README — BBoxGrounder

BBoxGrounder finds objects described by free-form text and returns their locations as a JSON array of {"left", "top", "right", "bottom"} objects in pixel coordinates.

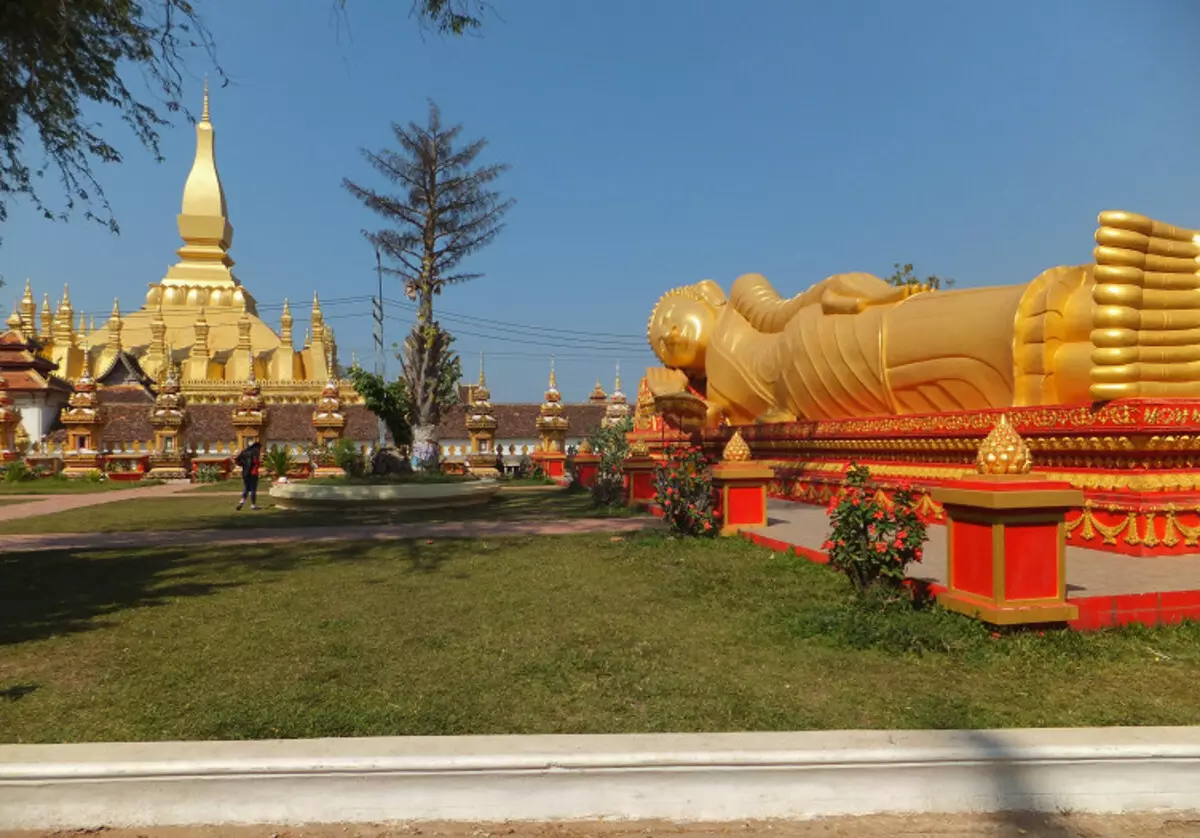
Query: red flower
[
  {"left": 874, "top": 542, "right": 887, "bottom": 554},
  {"left": 821, "top": 539, "right": 834, "bottom": 551},
  {"left": 872, "top": 509, "right": 884, "bottom": 520}
]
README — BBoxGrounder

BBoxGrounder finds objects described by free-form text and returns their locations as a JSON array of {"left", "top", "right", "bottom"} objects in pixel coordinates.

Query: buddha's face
[{"left": 649, "top": 295, "right": 716, "bottom": 374}]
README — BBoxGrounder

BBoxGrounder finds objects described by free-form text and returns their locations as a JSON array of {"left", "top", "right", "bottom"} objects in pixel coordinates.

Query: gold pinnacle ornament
[
  {"left": 722, "top": 429, "right": 752, "bottom": 463},
  {"left": 975, "top": 413, "right": 1032, "bottom": 475}
]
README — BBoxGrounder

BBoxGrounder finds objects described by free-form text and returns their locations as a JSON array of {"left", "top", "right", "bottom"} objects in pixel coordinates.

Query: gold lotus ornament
[
  {"left": 976, "top": 414, "right": 1033, "bottom": 475},
  {"left": 722, "top": 430, "right": 752, "bottom": 463}
]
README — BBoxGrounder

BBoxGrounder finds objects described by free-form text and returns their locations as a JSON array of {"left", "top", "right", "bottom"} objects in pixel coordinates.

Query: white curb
[{"left": 2, "top": 728, "right": 1199, "bottom": 829}]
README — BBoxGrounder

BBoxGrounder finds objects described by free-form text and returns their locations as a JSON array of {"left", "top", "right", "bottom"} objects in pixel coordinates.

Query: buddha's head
[{"left": 648, "top": 280, "right": 726, "bottom": 374}]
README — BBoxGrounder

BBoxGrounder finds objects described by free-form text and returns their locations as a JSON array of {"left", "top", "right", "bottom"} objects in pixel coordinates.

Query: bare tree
[{"left": 344, "top": 101, "right": 514, "bottom": 468}]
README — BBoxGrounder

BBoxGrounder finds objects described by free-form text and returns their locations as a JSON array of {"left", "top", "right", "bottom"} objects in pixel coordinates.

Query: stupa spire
[
  {"left": 478, "top": 351, "right": 486, "bottom": 386},
  {"left": 280, "top": 298, "right": 293, "bottom": 347},
  {"left": 39, "top": 294, "right": 52, "bottom": 342},
  {"left": 19, "top": 280, "right": 34, "bottom": 336},
  {"left": 162, "top": 83, "right": 235, "bottom": 292}
]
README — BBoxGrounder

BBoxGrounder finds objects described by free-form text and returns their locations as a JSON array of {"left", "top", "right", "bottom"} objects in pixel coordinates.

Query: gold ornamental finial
[
  {"left": 478, "top": 351, "right": 486, "bottom": 386},
  {"left": 21, "top": 279, "right": 32, "bottom": 304},
  {"left": 7, "top": 305, "right": 21, "bottom": 330},
  {"left": 578, "top": 438, "right": 593, "bottom": 455},
  {"left": 548, "top": 355, "right": 557, "bottom": 390},
  {"left": 976, "top": 413, "right": 1033, "bottom": 475},
  {"left": 201, "top": 77, "right": 210, "bottom": 123},
  {"left": 723, "top": 429, "right": 752, "bottom": 463}
]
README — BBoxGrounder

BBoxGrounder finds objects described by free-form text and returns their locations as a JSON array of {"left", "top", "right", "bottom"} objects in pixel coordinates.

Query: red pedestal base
[
  {"left": 711, "top": 461, "right": 775, "bottom": 536},
  {"left": 573, "top": 453, "right": 600, "bottom": 488},
  {"left": 932, "top": 478, "right": 1083, "bottom": 625},
  {"left": 533, "top": 451, "right": 566, "bottom": 480},
  {"left": 622, "top": 456, "right": 658, "bottom": 507}
]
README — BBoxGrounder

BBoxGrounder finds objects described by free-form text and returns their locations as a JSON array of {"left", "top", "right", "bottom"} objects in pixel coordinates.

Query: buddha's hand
[{"left": 644, "top": 366, "right": 691, "bottom": 397}]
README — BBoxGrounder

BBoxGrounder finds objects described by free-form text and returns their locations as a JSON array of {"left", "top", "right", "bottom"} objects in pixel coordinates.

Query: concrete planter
[{"left": 269, "top": 477, "right": 500, "bottom": 509}]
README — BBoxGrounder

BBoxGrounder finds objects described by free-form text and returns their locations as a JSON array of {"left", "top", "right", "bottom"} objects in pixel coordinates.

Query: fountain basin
[{"left": 269, "top": 478, "right": 500, "bottom": 510}]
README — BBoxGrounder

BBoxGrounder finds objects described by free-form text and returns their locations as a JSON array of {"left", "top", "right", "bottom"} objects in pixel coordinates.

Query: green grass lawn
[
  {"left": 1, "top": 533, "right": 1199, "bottom": 743},
  {"left": 0, "top": 489, "right": 634, "bottom": 534},
  {"left": 0, "top": 478, "right": 163, "bottom": 495}
]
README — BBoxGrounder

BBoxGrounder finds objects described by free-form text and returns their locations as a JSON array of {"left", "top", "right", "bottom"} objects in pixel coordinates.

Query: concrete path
[
  {"left": 752, "top": 500, "right": 1200, "bottom": 598},
  {"left": 0, "top": 516, "right": 657, "bottom": 553},
  {"left": 0, "top": 482, "right": 196, "bottom": 523}
]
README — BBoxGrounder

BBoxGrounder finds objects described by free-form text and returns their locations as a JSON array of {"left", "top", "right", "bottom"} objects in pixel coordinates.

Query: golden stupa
[{"left": 14, "top": 83, "right": 342, "bottom": 405}]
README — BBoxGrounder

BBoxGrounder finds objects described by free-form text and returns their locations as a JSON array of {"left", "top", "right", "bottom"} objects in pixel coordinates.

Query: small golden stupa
[{"left": 975, "top": 414, "right": 1033, "bottom": 475}]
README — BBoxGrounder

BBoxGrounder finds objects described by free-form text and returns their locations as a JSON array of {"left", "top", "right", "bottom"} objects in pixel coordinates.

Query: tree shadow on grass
[
  {"left": 0, "top": 541, "right": 402, "bottom": 647},
  {"left": 0, "top": 546, "right": 250, "bottom": 647}
]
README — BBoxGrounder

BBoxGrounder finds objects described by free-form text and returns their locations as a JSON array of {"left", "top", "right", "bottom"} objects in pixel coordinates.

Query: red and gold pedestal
[
  {"left": 573, "top": 452, "right": 600, "bottom": 488},
  {"left": 711, "top": 460, "right": 775, "bottom": 536},
  {"left": 534, "top": 451, "right": 567, "bottom": 480},
  {"left": 623, "top": 454, "right": 658, "bottom": 508},
  {"left": 932, "top": 477, "right": 1083, "bottom": 625}
]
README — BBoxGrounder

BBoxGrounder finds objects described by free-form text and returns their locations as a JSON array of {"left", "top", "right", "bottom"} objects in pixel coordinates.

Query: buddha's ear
[{"left": 695, "top": 280, "right": 727, "bottom": 308}]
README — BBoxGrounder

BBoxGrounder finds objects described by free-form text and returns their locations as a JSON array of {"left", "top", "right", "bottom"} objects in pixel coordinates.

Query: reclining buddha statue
[{"left": 645, "top": 211, "right": 1200, "bottom": 426}]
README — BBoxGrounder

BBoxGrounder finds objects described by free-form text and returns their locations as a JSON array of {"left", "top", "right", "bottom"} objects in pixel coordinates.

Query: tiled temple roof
[
  {"left": 48, "top": 400, "right": 606, "bottom": 447},
  {"left": 436, "top": 402, "right": 606, "bottom": 439}
]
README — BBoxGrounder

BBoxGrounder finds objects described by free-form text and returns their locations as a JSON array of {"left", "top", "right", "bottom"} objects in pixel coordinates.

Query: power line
[
  {"left": 382, "top": 313, "right": 648, "bottom": 352},
  {"left": 383, "top": 296, "right": 647, "bottom": 341}
]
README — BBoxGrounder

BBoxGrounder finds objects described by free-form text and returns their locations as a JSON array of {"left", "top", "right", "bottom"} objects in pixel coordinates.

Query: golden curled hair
[{"left": 646, "top": 280, "right": 728, "bottom": 343}]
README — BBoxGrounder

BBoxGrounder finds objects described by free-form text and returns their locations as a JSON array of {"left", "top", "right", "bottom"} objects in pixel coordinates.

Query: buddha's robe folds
[{"left": 703, "top": 267, "right": 1094, "bottom": 423}]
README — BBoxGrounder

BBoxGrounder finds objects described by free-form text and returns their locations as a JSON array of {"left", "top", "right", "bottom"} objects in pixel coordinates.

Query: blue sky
[{"left": 3, "top": 0, "right": 1199, "bottom": 402}]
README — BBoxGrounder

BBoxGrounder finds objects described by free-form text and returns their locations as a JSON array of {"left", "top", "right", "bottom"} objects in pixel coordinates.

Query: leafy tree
[
  {"left": 344, "top": 101, "right": 513, "bottom": 468},
  {"left": 586, "top": 417, "right": 633, "bottom": 507},
  {"left": 0, "top": 1, "right": 490, "bottom": 243},
  {"left": 886, "top": 263, "right": 955, "bottom": 290},
  {"left": 348, "top": 331, "right": 463, "bottom": 451}
]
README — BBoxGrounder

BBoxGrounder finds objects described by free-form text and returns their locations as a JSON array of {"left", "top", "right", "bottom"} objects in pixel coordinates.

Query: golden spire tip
[{"left": 202, "top": 78, "right": 210, "bottom": 123}]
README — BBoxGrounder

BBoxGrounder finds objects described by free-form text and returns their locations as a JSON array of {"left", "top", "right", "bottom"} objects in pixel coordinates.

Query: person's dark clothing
[{"left": 236, "top": 443, "right": 261, "bottom": 508}]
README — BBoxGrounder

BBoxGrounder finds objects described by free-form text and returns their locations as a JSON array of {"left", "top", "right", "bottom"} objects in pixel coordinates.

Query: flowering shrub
[
  {"left": 653, "top": 444, "right": 717, "bottom": 537},
  {"left": 823, "top": 463, "right": 926, "bottom": 591}
]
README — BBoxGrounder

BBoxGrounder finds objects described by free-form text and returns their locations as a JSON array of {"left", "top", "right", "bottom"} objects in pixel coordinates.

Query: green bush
[
  {"left": 195, "top": 464, "right": 223, "bottom": 484},
  {"left": 1, "top": 460, "right": 35, "bottom": 483},
  {"left": 332, "top": 438, "right": 366, "bottom": 478},
  {"left": 588, "top": 417, "right": 632, "bottom": 507},
  {"left": 263, "top": 445, "right": 294, "bottom": 479}
]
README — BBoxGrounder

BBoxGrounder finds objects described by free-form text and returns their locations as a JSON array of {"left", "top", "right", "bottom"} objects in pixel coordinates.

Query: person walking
[{"left": 235, "top": 441, "right": 262, "bottom": 511}]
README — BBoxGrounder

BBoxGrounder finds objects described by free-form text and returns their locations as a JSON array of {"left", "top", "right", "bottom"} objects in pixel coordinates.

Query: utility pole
[{"left": 373, "top": 247, "right": 387, "bottom": 447}]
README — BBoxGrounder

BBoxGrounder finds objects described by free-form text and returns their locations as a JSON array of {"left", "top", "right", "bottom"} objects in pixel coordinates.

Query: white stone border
[{"left": 3, "top": 728, "right": 1200, "bottom": 830}]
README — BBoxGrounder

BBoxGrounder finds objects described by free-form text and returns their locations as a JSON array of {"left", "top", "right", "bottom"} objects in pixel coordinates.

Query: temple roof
[
  {"left": 0, "top": 330, "right": 72, "bottom": 393},
  {"left": 438, "top": 402, "right": 606, "bottom": 440}
]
